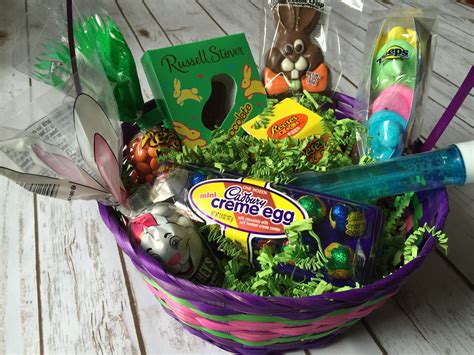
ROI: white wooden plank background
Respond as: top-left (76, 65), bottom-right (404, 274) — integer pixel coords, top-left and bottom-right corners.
top-left (0, 0), bottom-right (473, 354)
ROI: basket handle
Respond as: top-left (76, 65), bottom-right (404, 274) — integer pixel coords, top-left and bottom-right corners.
top-left (420, 66), bottom-right (474, 152)
top-left (66, 0), bottom-right (82, 95)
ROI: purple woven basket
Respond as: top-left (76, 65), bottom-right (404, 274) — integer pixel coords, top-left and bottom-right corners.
top-left (99, 93), bottom-right (450, 354)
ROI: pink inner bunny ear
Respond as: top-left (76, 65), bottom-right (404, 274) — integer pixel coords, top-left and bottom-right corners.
top-left (94, 133), bottom-right (127, 204)
top-left (32, 144), bottom-right (104, 191)
top-left (74, 94), bottom-right (122, 171)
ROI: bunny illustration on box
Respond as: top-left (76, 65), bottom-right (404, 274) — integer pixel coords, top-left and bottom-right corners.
top-left (173, 79), bottom-right (203, 106)
top-left (263, 3), bottom-right (329, 97)
top-left (173, 122), bottom-right (207, 148)
top-left (241, 64), bottom-right (267, 100)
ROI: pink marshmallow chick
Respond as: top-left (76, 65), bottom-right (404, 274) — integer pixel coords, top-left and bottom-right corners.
top-left (371, 84), bottom-right (414, 121)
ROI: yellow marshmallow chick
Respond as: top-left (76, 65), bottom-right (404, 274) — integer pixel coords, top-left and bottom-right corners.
top-left (375, 25), bottom-right (417, 53)
top-left (387, 26), bottom-right (417, 47)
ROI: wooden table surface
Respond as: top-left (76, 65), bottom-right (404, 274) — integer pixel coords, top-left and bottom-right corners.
top-left (0, 0), bottom-right (473, 354)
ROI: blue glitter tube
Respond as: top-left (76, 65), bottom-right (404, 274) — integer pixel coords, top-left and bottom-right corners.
top-left (293, 142), bottom-right (474, 202)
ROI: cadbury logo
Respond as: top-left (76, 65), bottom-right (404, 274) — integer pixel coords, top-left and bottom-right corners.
top-left (189, 179), bottom-right (308, 238)
top-left (210, 185), bottom-right (296, 225)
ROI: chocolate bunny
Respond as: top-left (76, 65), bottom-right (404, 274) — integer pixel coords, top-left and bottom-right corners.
top-left (263, 3), bottom-right (329, 97)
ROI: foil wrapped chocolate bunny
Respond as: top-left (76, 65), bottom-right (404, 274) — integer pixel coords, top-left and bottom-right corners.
top-left (263, 2), bottom-right (329, 98)
top-left (129, 204), bottom-right (224, 286)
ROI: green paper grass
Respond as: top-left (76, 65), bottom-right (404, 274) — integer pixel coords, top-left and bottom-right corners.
top-left (159, 94), bottom-right (363, 184)
top-left (251, 98), bottom-right (278, 130)
top-left (403, 224), bottom-right (447, 264)
top-left (157, 93), bottom-right (447, 297)
top-left (220, 219), bottom-right (354, 297)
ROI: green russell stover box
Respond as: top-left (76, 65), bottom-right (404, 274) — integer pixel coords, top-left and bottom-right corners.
top-left (142, 33), bottom-right (267, 148)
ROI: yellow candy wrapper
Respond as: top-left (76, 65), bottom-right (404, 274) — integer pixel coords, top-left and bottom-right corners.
top-left (242, 98), bottom-right (325, 140)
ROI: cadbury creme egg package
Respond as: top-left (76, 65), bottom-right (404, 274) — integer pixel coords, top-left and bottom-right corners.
top-left (147, 166), bottom-right (385, 285)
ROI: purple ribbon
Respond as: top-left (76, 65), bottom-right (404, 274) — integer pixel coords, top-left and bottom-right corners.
top-left (66, 0), bottom-right (82, 95)
top-left (421, 66), bottom-right (474, 152)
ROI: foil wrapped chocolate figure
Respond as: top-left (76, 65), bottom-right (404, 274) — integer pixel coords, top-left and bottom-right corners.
top-left (129, 204), bottom-right (224, 286)
top-left (125, 127), bottom-right (181, 186)
top-left (324, 242), bottom-right (355, 280)
top-left (263, 3), bottom-right (329, 97)
top-left (329, 204), bottom-right (367, 238)
top-left (130, 204), bottom-right (203, 276)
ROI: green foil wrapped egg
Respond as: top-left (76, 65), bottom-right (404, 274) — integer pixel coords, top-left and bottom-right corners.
top-left (324, 242), bottom-right (355, 279)
top-left (329, 204), bottom-right (367, 237)
top-left (298, 196), bottom-right (327, 224)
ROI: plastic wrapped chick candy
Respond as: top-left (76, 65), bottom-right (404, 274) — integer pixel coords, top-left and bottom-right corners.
top-left (355, 9), bottom-right (438, 160)
top-left (128, 203), bottom-right (224, 287)
top-left (139, 166), bottom-right (386, 288)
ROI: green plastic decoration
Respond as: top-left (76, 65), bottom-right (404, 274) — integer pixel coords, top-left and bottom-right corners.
top-left (33, 16), bottom-right (144, 123)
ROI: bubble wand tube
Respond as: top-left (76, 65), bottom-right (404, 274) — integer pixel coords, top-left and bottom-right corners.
top-left (293, 142), bottom-right (474, 202)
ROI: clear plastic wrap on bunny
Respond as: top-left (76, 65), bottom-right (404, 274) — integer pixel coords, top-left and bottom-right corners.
top-left (355, 8), bottom-right (438, 160)
top-left (259, 0), bottom-right (364, 99)
top-left (0, 1), bottom-right (143, 205)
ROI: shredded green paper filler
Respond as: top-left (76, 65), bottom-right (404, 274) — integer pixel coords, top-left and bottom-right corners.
top-left (160, 93), bottom-right (448, 297)
top-left (161, 94), bottom-right (360, 184)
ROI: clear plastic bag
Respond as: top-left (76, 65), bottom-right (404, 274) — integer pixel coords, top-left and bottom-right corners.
top-left (355, 8), bottom-right (438, 160)
top-left (0, 0), bottom-right (135, 205)
top-left (259, 0), bottom-right (364, 99)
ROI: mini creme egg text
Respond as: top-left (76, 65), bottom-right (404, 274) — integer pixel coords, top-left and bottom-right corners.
top-left (210, 186), bottom-right (295, 225)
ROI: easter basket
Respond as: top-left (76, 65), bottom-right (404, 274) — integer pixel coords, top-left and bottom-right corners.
top-left (99, 91), bottom-right (454, 354)
top-left (1, 1), bottom-right (470, 352)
